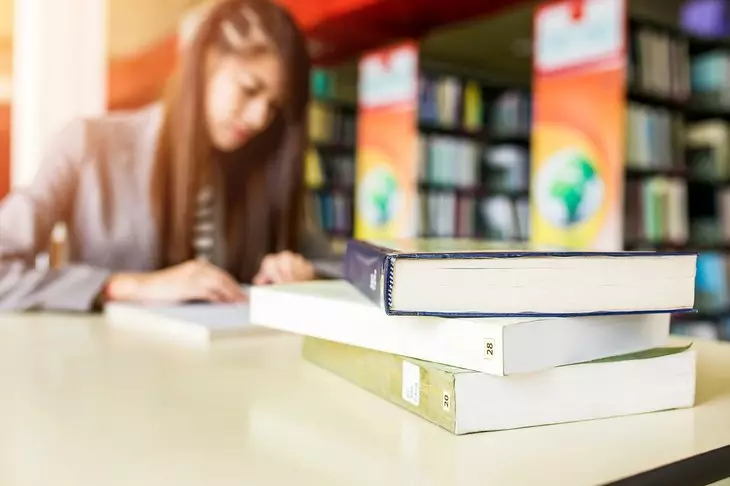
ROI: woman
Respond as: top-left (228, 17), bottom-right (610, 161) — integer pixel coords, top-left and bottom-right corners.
top-left (0, 0), bottom-right (333, 311)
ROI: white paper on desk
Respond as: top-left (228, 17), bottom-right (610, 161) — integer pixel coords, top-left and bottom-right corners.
top-left (125, 302), bottom-right (251, 329)
top-left (104, 286), bottom-right (261, 344)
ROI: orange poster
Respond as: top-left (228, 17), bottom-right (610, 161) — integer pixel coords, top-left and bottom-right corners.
top-left (355, 41), bottom-right (419, 240)
top-left (531, 0), bottom-right (626, 250)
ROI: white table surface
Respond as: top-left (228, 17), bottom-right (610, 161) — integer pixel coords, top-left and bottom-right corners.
top-left (0, 313), bottom-right (729, 486)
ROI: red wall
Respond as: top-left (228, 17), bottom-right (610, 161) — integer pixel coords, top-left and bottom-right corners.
top-left (108, 34), bottom-right (178, 110)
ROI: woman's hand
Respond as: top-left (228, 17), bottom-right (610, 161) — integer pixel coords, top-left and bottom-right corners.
top-left (105, 260), bottom-right (247, 304)
top-left (253, 251), bottom-right (315, 285)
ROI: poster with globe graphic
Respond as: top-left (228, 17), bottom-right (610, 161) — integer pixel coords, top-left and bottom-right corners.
top-left (354, 42), bottom-right (419, 240)
top-left (531, 0), bottom-right (626, 251)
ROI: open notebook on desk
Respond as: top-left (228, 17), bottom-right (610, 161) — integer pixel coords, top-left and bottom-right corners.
top-left (104, 285), bottom-right (262, 344)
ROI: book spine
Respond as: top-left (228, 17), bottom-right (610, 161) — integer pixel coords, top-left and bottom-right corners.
top-left (342, 239), bottom-right (390, 308)
top-left (302, 337), bottom-right (458, 434)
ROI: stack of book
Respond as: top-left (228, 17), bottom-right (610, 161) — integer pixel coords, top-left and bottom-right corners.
top-left (250, 240), bottom-right (699, 434)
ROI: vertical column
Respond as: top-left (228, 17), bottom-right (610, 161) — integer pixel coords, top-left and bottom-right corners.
top-left (12, 0), bottom-right (107, 189)
top-left (530, 0), bottom-right (626, 250)
top-left (355, 41), bottom-right (419, 241)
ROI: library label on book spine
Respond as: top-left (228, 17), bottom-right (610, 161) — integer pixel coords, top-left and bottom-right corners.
top-left (401, 360), bottom-right (421, 407)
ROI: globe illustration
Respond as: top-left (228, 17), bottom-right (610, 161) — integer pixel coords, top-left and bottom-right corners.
top-left (535, 147), bottom-right (604, 228)
top-left (358, 164), bottom-right (401, 227)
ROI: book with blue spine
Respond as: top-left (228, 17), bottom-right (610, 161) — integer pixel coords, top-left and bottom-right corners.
top-left (343, 238), bottom-right (698, 317)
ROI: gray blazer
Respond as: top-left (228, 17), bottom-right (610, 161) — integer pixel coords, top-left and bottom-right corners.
top-left (0, 103), bottom-right (334, 312)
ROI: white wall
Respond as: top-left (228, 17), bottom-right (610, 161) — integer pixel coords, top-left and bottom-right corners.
top-left (11, 0), bottom-right (107, 188)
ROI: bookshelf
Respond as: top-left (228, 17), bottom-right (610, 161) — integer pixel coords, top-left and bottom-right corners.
top-left (354, 41), bottom-right (533, 244)
top-left (529, 1), bottom-right (730, 341)
top-left (623, 17), bottom-right (730, 341)
top-left (416, 72), bottom-right (532, 241)
top-left (306, 98), bottom-right (357, 244)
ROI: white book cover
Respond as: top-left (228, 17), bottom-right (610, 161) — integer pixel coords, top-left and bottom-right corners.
top-left (104, 295), bottom-right (264, 345)
top-left (448, 346), bottom-right (696, 434)
top-left (250, 280), bottom-right (671, 376)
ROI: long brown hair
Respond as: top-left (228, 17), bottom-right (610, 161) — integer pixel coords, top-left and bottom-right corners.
top-left (151, 0), bottom-right (310, 282)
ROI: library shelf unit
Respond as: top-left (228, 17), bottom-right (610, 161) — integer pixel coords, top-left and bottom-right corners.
top-left (416, 69), bottom-right (532, 242)
top-left (306, 98), bottom-right (357, 244)
top-left (307, 74), bottom-right (533, 246)
top-left (625, 17), bottom-right (730, 340)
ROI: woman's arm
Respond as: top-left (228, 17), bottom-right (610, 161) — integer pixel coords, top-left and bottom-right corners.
top-left (0, 119), bottom-right (111, 311)
top-left (251, 217), bottom-right (344, 285)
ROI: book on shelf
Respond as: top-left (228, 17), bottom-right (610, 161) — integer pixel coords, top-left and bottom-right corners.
top-left (671, 254), bottom-right (730, 342)
top-left (308, 99), bottom-right (356, 146)
top-left (695, 252), bottom-right (730, 311)
top-left (418, 75), bottom-right (531, 137)
top-left (485, 145), bottom-right (530, 191)
top-left (684, 121), bottom-right (730, 246)
top-left (302, 336), bottom-right (696, 435)
top-left (250, 279), bottom-right (672, 376)
top-left (686, 120), bottom-right (730, 180)
top-left (626, 103), bottom-right (685, 171)
top-left (305, 99), bottom-right (356, 239)
top-left (477, 195), bottom-right (529, 242)
top-left (306, 189), bottom-right (353, 238)
top-left (342, 239), bottom-right (697, 317)
top-left (629, 22), bottom-right (690, 102)
top-left (482, 144), bottom-right (530, 241)
top-left (690, 49), bottom-right (730, 109)
top-left (623, 28), bottom-right (730, 255)
top-left (463, 79), bottom-right (483, 131)
top-left (623, 102), bottom-right (687, 246)
top-left (416, 190), bottom-right (527, 241)
top-left (489, 89), bottom-right (532, 137)
top-left (305, 145), bottom-right (356, 188)
top-left (416, 134), bottom-right (481, 238)
top-left (416, 72), bottom-right (530, 240)
top-left (624, 177), bottom-right (689, 244)
top-left (419, 74), bottom-right (468, 130)
top-left (418, 135), bottom-right (481, 188)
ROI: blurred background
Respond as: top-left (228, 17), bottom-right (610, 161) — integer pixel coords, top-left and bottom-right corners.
top-left (2, 0), bottom-right (730, 339)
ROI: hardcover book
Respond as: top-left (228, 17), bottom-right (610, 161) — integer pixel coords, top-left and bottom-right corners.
top-left (343, 238), bottom-right (697, 317)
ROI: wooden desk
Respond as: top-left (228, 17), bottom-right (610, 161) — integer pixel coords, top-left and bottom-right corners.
top-left (0, 313), bottom-right (729, 486)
